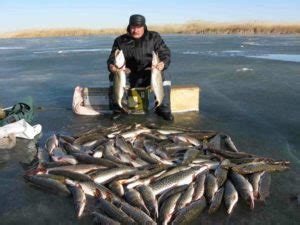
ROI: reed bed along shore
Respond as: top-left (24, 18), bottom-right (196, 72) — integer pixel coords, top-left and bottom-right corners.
top-left (1, 21), bottom-right (300, 39)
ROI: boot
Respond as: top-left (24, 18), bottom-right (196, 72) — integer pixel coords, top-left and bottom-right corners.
top-left (155, 84), bottom-right (173, 121)
top-left (156, 105), bottom-right (174, 121)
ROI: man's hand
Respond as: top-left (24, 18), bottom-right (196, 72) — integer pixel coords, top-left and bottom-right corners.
top-left (109, 64), bottom-right (131, 75)
top-left (156, 62), bottom-right (165, 71)
top-left (109, 64), bottom-right (119, 73)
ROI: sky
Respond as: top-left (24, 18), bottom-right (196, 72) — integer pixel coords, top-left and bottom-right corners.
top-left (0, 0), bottom-right (300, 33)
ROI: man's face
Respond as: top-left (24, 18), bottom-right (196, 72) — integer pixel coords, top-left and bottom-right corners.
top-left (129, 25), bottom-right (145, 39)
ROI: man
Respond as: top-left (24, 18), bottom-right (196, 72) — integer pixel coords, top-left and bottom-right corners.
top-left (107, 14), bottom-right (174, 121)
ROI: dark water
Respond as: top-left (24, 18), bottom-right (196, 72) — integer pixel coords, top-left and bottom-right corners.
top-left (0, 35), bottom-right (299, 225)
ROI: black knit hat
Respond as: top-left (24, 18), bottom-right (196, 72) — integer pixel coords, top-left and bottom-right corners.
top-left (129, 14), bottom-right (146, 26)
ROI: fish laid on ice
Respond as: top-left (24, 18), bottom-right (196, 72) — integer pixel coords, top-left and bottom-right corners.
top-left (224, 180), bottom-right (239, 214)
top-left (23, 124), bottom-right (290, 223)
top-left (66, 179), bottom-right (86, 218)
top-left (230, 171), bottom-right (254, 209)
top-left (171, 197), bottom-right (207, 225)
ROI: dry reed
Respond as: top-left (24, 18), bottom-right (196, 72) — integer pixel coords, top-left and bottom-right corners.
top-left (1, 21), bottom-right (300, 39)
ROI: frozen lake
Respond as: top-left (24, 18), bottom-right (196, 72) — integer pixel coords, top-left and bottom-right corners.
top-left (0, 34), bottom-right (299, 225)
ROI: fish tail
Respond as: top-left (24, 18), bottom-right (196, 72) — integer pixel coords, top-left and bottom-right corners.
top-left (249, 196), bottom-right (255, 210)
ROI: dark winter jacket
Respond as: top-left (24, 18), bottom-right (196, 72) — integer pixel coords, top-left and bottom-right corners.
top-left (107, 30), bottom-right (171, 75)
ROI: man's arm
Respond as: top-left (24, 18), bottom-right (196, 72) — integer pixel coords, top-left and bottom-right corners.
top-left (154, 33), bottom-right (171, 70)
top-left (107, 39), bottom-right (120, 73)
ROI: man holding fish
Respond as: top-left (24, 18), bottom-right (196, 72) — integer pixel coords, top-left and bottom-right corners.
top-left (107, 14), bottom-right (174, 121)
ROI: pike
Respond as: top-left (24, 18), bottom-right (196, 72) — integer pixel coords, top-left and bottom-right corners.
top-left (24, 174), bottom-right (71, 197)
top-left (205, 173), bottom-right (218, 202)
top-left (182, 149), bottom-right (202, 165)
top-left (73, 133), bottom-right (106, 145)
top-left (60, 141), bottom-right (81, 155)
top-left (171, 197), bottom-right (207, 225)
top-left (113, 200), bottom-right (157, 225)
top-left (47, 164), bottom-right (104, 174)
top-left (72, 152), bottom-right (121, 168)
top-left (113, 49), bottom-right (128, 111)
top-left (132, 147), bottom-right (161, 164)
top-left (121, 128), bottom-right (151, 139)
top-left (192, 172), bottom-right (206, 201)
top-left (224, 180), bottom-right (238, 214)
top-left (66, 179), bottom-right (86, 218)
top-left (159, 192), bottom-right (181, 225)
top-left (79, 181), bottom-right (119, 200)
top-left (207, 147), bottom-right (257, 159)
top-left (248, 171), bottom-right (264, 199)
top-left (154, 165), bottom-right (191, 182)
top-left (229, 171), bottom-right (254, 209)
top-left (124, 189), bottom-right (150, 215)
top-left (150, 166), bottom-right (208, 195)
top-left (151, 51), bottom-right (164, 108)
top-left (208, 187), bottom-right (224, 214)
top-left (115, 135), bottom-right (136, 157)
top-left (48, 169), bottom-right (92, 182)
top-left (157, 185), bottom-right (188, 207)
top-left (258, 172), bottom-right (271, 201)
top-left (172, 134), bottom-right (201, 147)
top-left (37, 147), bottom-right (50, 164)
top-left (175, 182), bottom-right (195, 210)
top-left (231, 161), bottom-right (289, 174)
top-left (92, 211), bottom-right (121, 225)
top-left (109, 180), bottom-right (125, 197)
top-left (50, 147), bottom-right (78, 165)
top-left (96, 197), bottom-right (136, 225)
top-left (57, 134), bottom-right (75, 144)
top-left (138, 185), bottom-right (158, 220)
top-left (91, 167), bottom-right (137, 184)
top-left (103, 140), bottom-right (131, 166)
top-left (224, 135), bottom-right (239, 152)
top-left (214, 159), bottom-right (230, 187)
top-left (45, 134), bottom-right (58, 153)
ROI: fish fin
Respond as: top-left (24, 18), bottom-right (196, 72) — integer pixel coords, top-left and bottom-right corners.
top-left (37, 162), bottom-right (46, 170)
top-left (94, 188), bottom-right (101, 198)
top-left (253, 191), bottom-right (259, 199)
top-left (192, 174), bottom-right (197, 181)
top-left (249, 197), bottom-right (255, 210)
top-left (25, 168), bottom-right (47, 176)
top-left (130, 155), bottom-right (137, 160)
top-left (106, 192), bottom-right (113, 202)
top-left (118, 180), bottom-right (125, 185)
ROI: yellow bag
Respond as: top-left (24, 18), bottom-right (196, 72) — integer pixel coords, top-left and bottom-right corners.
top-left (127, 88), bottom-right (150, 113)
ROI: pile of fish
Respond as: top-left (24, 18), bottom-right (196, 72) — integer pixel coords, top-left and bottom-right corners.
top-left (23, 123), bottom-right (290, 224)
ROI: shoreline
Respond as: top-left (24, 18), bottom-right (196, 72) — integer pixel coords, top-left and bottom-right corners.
top-left (1, 21), bottom-right (300, 39)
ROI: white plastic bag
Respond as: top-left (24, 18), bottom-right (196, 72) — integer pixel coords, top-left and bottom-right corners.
top-left (0, 119), bottom-right (42, 140)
